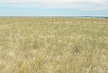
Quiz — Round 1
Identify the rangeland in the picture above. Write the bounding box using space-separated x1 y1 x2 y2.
0 17 108 73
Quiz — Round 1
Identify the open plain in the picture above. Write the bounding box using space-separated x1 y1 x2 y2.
0 17 108 73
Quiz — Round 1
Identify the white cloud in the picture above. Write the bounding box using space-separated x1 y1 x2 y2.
0 0 107 3
0 0 108 10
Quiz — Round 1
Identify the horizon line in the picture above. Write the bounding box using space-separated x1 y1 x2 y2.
0 16 108 17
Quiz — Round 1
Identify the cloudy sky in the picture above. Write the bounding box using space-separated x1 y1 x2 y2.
0 0 108 16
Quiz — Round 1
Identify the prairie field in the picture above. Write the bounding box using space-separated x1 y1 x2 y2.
0 17 108 73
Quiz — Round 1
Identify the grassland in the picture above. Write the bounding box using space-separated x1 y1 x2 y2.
0 17 108 73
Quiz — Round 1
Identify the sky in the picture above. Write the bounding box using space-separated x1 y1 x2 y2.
0 0 108 16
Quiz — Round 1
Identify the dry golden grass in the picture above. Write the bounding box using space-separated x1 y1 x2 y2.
0 17 108 73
